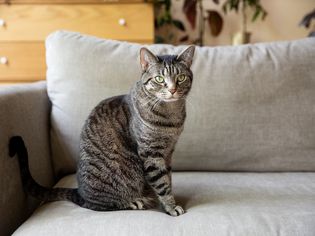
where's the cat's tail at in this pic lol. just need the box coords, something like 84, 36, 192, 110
9, 136, 85, 207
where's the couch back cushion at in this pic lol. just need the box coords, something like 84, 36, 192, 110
46, 31, 315, 176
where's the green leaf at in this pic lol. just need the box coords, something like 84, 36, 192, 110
234, 0, 240, 12
164, 0, 171, 11
172, 19, 186, 31
222, 3, 228, 14
247, 0, 258, 7
299, 9, 315, 28
261, 11, 267, 21
226, 0, 240, 13
164, 12, 172, 23
155, 35, 165, 44
156, 17, 165, 28
222, 0, 267, 22
229, 2, 234, 11
250, 3, 268, 22
251, 6, 261, 22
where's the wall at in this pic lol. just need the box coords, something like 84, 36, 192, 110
162, 0, 315, 46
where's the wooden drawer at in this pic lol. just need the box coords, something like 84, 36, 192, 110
8, 0, 144, 3
0, 4, 153, 43
0, 42, 46, 82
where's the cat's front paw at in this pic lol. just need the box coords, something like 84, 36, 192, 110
165, 205, 185, 216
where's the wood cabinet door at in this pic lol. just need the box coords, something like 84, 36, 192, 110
0, 4, 153, 43
7, 0, 144, 3
0, 42, 46, 82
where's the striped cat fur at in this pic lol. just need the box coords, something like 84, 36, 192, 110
9, 46, 195, 216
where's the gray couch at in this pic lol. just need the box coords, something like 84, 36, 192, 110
1, 31, 315, 236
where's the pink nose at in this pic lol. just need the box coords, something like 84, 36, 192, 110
169, 88, 177, 95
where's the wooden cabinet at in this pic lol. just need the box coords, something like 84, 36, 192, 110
0, 4, 153, 42
0, 42, 45, 82
9, 0, 144, 3
0, 1, 154, 84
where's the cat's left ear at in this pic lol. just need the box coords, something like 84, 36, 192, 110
177, 45, 195, 68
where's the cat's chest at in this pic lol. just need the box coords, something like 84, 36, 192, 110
131, 116, 183, 144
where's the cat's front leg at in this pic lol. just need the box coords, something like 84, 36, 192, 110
142, 156, 184, 216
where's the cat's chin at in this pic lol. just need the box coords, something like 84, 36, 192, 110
161, 97, 182, 103
156, 95, 185, 102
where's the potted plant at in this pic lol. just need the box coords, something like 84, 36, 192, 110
222, 0, 267, 45
154, 0, 224, 46
154, 0, 187, 44
153, 0, 267, 46
183, 0, 224, 46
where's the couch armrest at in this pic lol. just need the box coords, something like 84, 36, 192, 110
0, 81, 55, 236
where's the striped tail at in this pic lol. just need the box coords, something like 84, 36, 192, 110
9, 136, 85, 206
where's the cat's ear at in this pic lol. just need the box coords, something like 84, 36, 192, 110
140, 48, 159, 71
177, 45, 195, 68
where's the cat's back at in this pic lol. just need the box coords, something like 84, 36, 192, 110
87, 94, 130, 123
80, 94, 132, 145
77, 94, 144, 206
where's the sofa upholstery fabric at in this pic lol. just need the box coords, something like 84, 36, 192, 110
46, 31, 315, 176
0, 82, 54, 236
13, 172, 315, 236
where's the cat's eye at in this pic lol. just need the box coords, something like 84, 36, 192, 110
155, 76, 165, 83
177, 74, 187, 83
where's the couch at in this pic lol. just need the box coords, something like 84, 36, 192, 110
1, 31, 315, 236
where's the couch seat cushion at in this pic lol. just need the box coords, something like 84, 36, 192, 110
14, 172, 315, 236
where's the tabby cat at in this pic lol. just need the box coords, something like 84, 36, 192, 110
9, 45, 195, 216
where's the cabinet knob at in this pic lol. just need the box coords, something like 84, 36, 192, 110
0, 57, 8, 65
0, 19, 5, 27
118, 18, 126, 26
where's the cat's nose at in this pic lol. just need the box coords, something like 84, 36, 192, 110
168, 88, 177, 95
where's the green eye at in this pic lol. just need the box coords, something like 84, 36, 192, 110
177, 74, 187, 83
155, 76, 165, 83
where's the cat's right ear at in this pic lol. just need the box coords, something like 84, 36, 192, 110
140, 48, 158, 72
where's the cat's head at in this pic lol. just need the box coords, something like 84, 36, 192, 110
139, 46, 195, 102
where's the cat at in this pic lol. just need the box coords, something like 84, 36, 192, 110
9, 45, 195, 216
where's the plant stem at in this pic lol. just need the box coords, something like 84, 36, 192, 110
241, 0, 247, 34
198, 0, 205, 46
